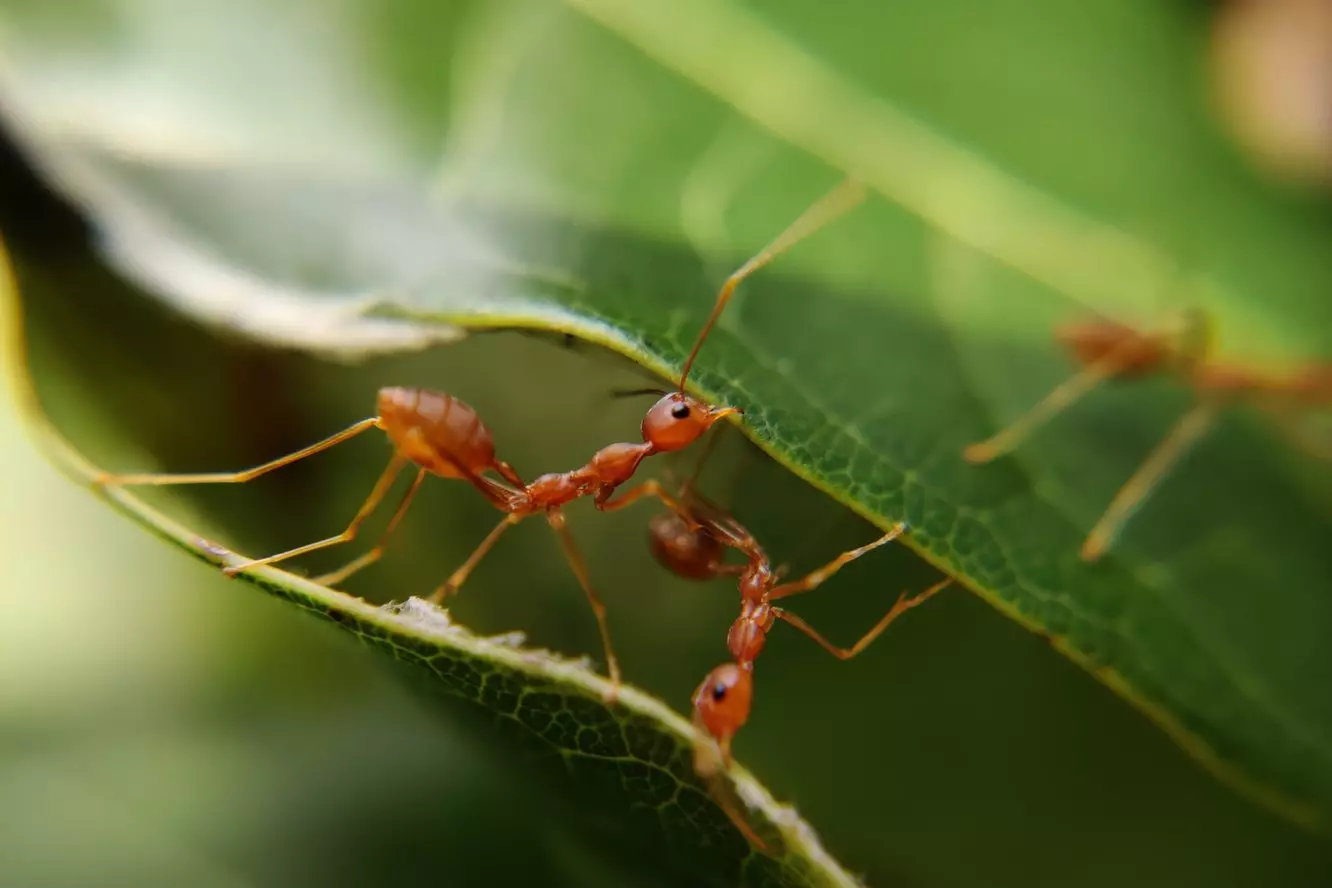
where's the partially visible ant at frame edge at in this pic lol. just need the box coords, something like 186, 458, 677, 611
962, 307, 1332, 561
91, 176, 875, 698
644, 443, 951, 849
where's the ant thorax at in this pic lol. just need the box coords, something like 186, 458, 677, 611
588, 441, 652, 488
726, 607, 770, 664
739, 564, 775, 603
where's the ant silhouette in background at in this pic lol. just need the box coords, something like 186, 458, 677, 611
964, 309, 1332, 561
94, 178, 871, 692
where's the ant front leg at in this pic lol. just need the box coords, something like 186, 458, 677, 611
602, 480, 758, 558
597, 479, 695, 525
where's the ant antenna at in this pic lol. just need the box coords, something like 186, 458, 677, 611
676, 178, 869, 393
608, 386, 670, 399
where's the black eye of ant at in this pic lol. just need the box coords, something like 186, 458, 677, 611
671, 403, 691, 420
711, 682, 728, 701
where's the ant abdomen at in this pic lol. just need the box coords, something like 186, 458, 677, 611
377, 387, 497, 479
648, 512, 724, 580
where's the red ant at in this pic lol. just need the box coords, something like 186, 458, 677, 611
963, 309, 1332, 560
92, 178, 871, 693
645, 479, 950, 848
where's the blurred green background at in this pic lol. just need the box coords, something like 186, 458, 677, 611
2, 0, 1331, 886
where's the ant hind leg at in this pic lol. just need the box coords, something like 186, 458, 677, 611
95, 418, 381, 487
768, 522, 908, 601
314, 468, 427, 587
775, 576, 951, 659
222, 453, 407, 576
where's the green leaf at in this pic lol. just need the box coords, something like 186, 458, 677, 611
0, 241, 866, 887
1, 0, 1330, 843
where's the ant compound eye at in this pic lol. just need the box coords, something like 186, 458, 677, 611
671, 402, 691, 420
712, 682, 728, 702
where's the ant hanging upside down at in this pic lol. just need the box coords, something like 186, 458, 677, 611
92, 178, 872, 695
644, 473, 950, 848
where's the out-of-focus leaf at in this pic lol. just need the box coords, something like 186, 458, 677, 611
0, 0, 1329, 838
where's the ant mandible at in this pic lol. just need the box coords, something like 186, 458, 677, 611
93, 177, 871, 693
645, 481, 950, 848
963, 309, 1332, 560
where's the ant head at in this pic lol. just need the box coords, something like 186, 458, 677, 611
648, 512, 723, 581
641, 392, 740, 452
692, 662, 753, 742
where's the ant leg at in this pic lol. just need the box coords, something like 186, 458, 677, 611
962, 347, 1149, 464
545, 509, 621, 698
602, 479, 753, 550
768, 522, 908, 601
603, 478, 761, 558
313, 468, 426, 587
222, 454, 406, 576
597, 479, 689, 520
677, 178, 867, 388
1081, 402, 1218, 561
776, 576, 952, 659
493, 459, 526, 488
430, 512, 524, 603
94, 418, 381, 486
